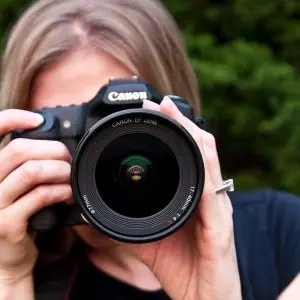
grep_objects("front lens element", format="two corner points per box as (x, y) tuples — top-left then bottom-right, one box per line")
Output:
(95, 134), (179, 218)
(120, 155), (151, 183)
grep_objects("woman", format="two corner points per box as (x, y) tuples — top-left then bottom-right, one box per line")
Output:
(0, 0), (299, 299)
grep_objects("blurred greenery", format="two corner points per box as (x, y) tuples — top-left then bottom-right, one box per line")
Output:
(164, 0), (300, 194)
(0, 0), (300, 193)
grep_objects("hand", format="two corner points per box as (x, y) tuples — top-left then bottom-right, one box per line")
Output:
(0, 109), (72, 284)
(128, 97), (242, 300)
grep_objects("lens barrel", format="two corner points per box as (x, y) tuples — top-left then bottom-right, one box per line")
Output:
(71, 109), (205, 243)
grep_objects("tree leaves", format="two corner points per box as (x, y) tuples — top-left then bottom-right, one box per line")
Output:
(162, 0), (300, 192)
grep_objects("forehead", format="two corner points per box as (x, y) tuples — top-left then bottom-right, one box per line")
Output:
(30, 48), (134, 110)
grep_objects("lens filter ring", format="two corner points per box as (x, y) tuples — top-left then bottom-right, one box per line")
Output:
(71, 109), (205, 243)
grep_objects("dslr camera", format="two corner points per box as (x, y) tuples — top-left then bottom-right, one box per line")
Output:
(12, 77), (205, 243)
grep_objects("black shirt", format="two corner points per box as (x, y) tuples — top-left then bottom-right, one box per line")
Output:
(71, 257), (170, 300)
(34, 189), (300, 300)
(231, 189), (300, 299)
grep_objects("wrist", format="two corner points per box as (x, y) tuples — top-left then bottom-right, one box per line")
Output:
(195, 284), (242, 300)
(222, 284), (242, 300)
(0, 275), (34, 300)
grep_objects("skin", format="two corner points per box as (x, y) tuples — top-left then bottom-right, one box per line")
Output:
(0, 47), (242, 300)
(278, 274), (300, 300)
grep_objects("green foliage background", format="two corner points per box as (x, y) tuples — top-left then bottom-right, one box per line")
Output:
(0, 0), (299, 193)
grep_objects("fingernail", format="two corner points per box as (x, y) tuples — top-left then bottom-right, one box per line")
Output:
(162, 96), (178, 110)
(162, 96), (174, 105)
(33, 113), (44, 125)
(143, 99), (160, 111)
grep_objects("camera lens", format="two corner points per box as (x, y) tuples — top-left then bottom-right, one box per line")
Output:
(95, 134), (179, 218)
(119, 155), (152, 185)
(72, 109), (204, 243)
(121, 155), (150, 183)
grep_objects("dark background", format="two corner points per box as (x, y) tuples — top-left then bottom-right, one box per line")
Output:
(1, 0), (299, 193)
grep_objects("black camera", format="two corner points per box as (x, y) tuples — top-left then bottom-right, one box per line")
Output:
(12, 77), (205, 243)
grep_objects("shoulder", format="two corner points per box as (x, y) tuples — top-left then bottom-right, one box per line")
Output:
(229, 188), (300, 234)
(229, 188), (300, 215)
(229, 188), (300, 297)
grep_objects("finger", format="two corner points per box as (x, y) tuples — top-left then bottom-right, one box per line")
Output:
(0, 139), (71, 182)
(143, 100), (161, 111)
(160, 96), (217, 148)
(159, 97), (219, 183)
(0, 160), (71, 209)
(0, 109), (44, 135)
(159, 96), (208, 167)
(1, 184), (72, 231)
(198, 155), (224, 231)
(202, 144), (233, 215)
(201, 133), (222, 184)
(196, 139), (233, 235)
(202, 143), (223, 191)
(202, 142), (232, 214)
(198, 180), (234, 252)
(144, 98), (207, 162)
(159, 97), (231, 216)
(144, 98), (207, 160)
(159, 96), (212, 164)
(160, 96), (196, 133)
(223, 190), (233, 214)
(199, 178), (233, 240)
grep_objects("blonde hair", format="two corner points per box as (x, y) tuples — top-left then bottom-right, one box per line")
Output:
(0, 0), (200, 114)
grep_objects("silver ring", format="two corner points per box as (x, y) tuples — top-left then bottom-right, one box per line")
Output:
(215, 179), (235, 194)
